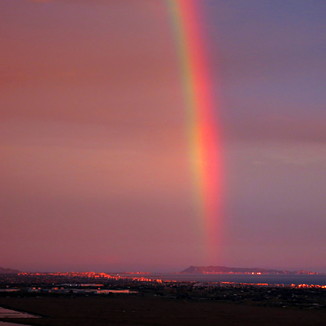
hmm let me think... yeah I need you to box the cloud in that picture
[29,0,52,2]
[224,116,326,144]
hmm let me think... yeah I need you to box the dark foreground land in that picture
[1,296,326,326]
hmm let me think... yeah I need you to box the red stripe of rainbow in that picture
[167,0,222,261]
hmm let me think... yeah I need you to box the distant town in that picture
[0,266,325,311]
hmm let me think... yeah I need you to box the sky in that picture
[1,0,325,272]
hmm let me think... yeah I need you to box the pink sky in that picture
[1,0,325,272]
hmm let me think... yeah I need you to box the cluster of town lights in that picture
[17,272,326,289]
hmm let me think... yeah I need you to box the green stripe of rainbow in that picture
[167,0,222,261]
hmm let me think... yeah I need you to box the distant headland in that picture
[181,266,320,275]
[0,266,20,274]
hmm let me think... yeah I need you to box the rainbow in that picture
[167,0,222,261]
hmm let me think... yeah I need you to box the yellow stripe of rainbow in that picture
[167,0,222,262]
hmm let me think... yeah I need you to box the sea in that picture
[143,273,326,286]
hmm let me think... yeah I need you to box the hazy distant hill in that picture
[0,267,20,274]
[181,266,317,275]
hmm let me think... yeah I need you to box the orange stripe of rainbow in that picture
[167,0,222,262]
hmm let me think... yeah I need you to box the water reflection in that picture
[0,306,39,318]
[0,322,30,326]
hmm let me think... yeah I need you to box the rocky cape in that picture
[181,266,318,275]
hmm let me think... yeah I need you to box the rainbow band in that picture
[168,0,221,261]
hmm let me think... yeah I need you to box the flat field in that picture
[0,296,325,326]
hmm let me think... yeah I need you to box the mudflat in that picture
[0,296,325,326]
